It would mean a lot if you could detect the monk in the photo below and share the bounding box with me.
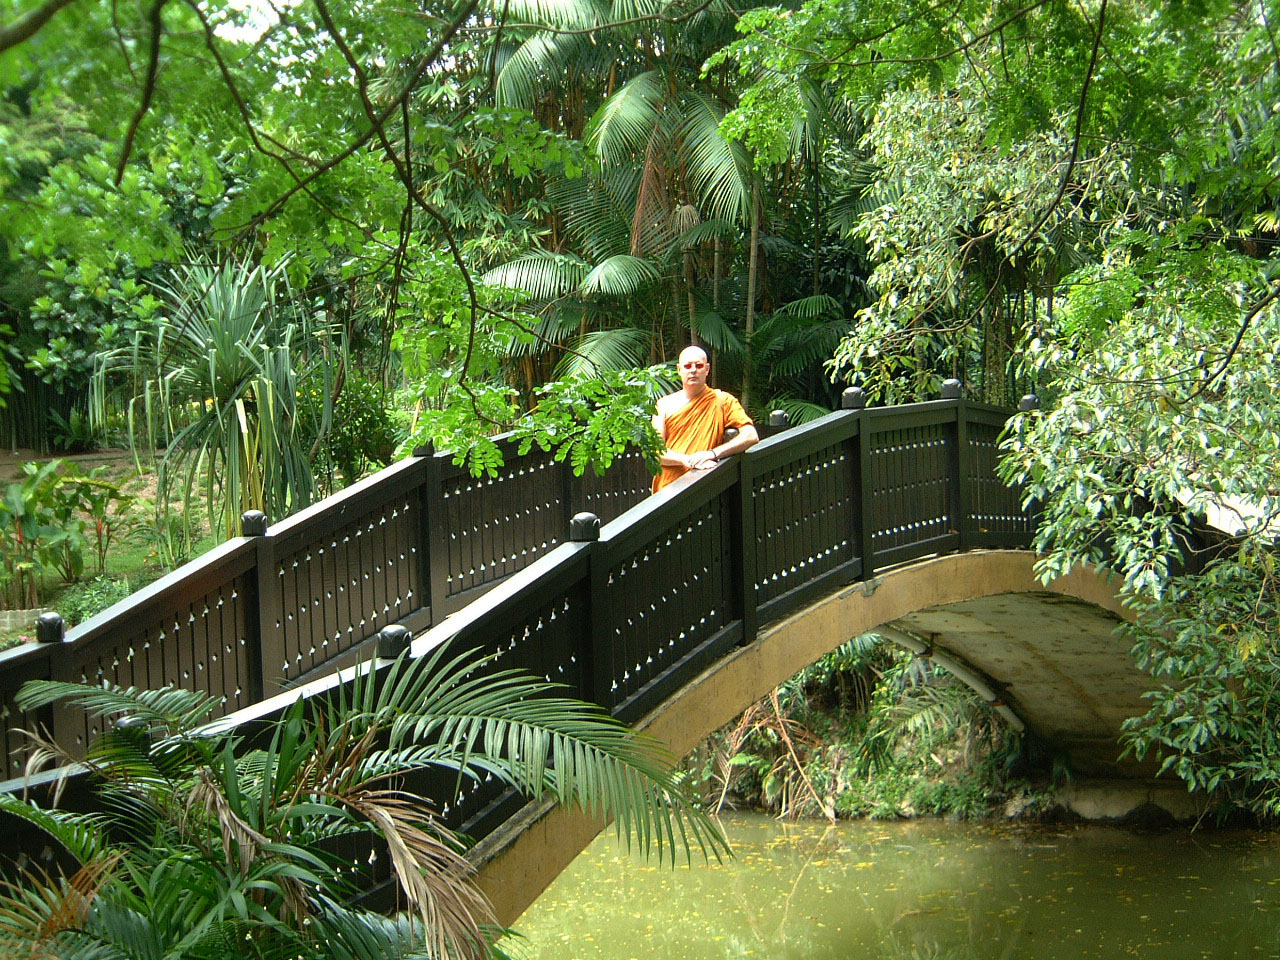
[651,345,759,493]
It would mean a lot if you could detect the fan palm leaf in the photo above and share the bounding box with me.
[483,251,592,300]
[495,33,593,110]
[578,254,661,296]
[546,175,633,263]
[586,71,666,165]
[693,308,745,355]
[679,91,751,224]
[552,328,651,378]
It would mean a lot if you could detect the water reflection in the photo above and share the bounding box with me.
[511,815,1280,959]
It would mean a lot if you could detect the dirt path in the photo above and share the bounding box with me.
[2,447,136,478]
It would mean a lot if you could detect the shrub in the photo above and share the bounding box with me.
[56,575,133,626]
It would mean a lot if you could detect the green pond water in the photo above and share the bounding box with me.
[510,814,1280,960]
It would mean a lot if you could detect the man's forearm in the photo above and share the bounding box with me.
[711,425,760,461]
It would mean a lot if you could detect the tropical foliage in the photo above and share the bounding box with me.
[0,646,727,959]
[715,0,1280,812]
[92,259,338,539]
[692,635,1034,822]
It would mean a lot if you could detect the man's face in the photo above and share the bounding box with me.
[679,350,709,393]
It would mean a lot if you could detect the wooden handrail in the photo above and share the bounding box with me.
[0,390,1034,884]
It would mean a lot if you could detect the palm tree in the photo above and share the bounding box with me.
[0,645,726,959]
[486,0,752,371]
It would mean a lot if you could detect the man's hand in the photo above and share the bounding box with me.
[688,450,718,470]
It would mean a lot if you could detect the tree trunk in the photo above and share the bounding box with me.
[743,176,761,409]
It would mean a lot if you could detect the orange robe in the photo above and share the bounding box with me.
[652,388,753,493]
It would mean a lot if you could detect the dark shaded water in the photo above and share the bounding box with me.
[512,814,1280,959]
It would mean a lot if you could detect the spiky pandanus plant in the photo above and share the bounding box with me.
[0,646,727,960]
[93,259,338,542]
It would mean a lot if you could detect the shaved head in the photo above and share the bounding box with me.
[678,345,708,366]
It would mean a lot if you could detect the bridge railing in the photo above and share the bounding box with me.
[0,385,1033,888]
[0,439,654,783]
[342,387,1034,844]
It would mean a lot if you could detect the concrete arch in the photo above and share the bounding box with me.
[474,550,1139,925]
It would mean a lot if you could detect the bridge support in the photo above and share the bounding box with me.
[473,550,1143,926]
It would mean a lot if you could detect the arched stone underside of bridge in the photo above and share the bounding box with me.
[473,549,1161,926]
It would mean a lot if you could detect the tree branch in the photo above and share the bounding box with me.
[115,0,167,186]
[312,0,501,425]
[237,0,481,232]
[0,0,81,54]
[1004,0,1107,267]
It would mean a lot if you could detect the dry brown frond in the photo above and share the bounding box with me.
[632,134,674,257]
[187,769,271,876]
[187,769,315,922]
[344,789,494,960]
[12,727,80,807]
[0,854,120,958]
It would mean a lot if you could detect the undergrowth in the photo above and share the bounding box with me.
[688,634,1053,821]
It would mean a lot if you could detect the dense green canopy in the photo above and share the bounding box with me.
[3,0,1280,810]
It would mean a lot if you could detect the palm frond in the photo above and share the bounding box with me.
[495,33,591,109]
[483,251,591,300]
[770,294,841,321]
[587,72,664,165]
[552,328,651,378]
[348,649,729,864]
[343,790,490,960]
[15,682,220,734]
[546,175,633,263]
[673,217,738,247]
[578,255,662,296]
[500,0,605,28]
[0,796,111,866]
[679,91,750,223]
[693,308,745,355]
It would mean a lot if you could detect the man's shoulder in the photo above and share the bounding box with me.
[713,389,752,420]
[656,390,687,416]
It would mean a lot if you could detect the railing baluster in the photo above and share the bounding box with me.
[733,458,758,646]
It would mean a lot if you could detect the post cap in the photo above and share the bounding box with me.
[1019,393,1041,411]
[841,386,866,410]
[377,624,413,658]
[941,379,963,400]
[769,410,790,427]
[36,612,64,644]
[570,512,601,542]
[723,427,739,442]
[240,511,268,537]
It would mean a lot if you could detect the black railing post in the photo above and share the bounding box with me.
[36,612,79,757]
[417,446,449,623]
[571,512,611,710]
[843,387,875,579]
[36,611,64,645]
[730,456,758,647]
[243,510,282,700]
[941,379,971,552]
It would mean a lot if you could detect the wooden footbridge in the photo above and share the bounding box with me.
[0,383,1156,918]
